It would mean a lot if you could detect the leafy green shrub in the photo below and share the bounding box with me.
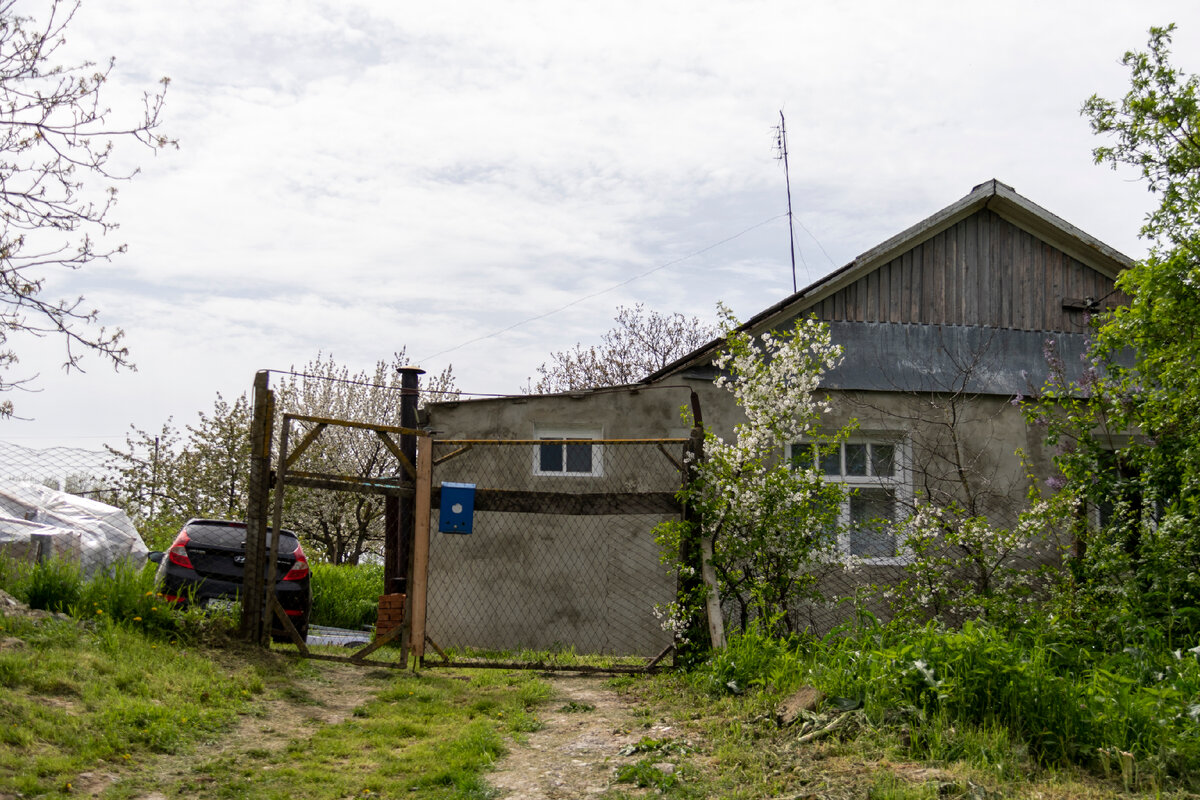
[309,561,383,629]
[19,557,83,613]
[0,554,231,643]
[691,619,808,696]
[803,619,1200,780]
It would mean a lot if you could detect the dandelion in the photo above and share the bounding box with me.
[133,616,142,622]
[96,609,103,615]
[145,591,154,597]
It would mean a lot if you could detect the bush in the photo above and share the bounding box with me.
[0,553,232,643]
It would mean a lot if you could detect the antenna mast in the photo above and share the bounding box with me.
[775,110,798,293]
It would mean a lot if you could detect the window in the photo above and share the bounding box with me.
[790,438,910,564]
[533,428,603,477]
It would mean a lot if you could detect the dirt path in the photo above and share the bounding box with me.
[76,656,665,799]
[488,675,673,799]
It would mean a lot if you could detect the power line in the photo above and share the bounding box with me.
[418,212,787,363]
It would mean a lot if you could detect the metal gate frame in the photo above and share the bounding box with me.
[242,368,434,669]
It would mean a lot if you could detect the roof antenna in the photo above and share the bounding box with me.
[774,110,798,294]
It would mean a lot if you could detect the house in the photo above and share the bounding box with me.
[423,180,1132,651]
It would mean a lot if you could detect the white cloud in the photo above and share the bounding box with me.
[3,0,1193,448]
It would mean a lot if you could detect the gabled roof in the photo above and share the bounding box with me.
[643,179,1135,383]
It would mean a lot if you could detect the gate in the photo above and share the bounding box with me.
[242,371,687,673]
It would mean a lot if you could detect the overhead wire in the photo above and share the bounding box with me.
[417,212,789,364]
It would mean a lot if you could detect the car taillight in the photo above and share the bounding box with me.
[282,542,309,580]
[167,530,194,569]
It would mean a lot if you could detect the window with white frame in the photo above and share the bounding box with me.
[789,438,910,563]
[533,428,603,477]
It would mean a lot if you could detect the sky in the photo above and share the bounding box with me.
[4,0,1200,454]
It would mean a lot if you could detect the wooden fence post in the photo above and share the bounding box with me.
[242,370,274,644]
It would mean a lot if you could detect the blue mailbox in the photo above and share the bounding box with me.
[439,482,476,534]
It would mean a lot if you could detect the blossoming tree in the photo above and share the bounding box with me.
[658,305,852,645]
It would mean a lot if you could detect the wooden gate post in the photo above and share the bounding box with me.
[242,370,274,644]
[410,434,433,667]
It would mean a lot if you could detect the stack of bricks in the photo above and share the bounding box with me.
[375,593,406,640]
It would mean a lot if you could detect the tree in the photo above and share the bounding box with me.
[0,0,173,415]
[274,351,456,564]
[105,394,251,549]
[108,351,457,562]
[529,303,715,392]
[1036,24,1200,642]
[657,305,852,638]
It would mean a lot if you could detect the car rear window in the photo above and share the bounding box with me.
[183,521,299,551]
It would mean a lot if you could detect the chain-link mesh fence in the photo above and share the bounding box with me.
[0,441,145,577]
[425,438,685,663]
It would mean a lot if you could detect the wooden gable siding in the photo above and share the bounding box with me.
[811,209,1124,332]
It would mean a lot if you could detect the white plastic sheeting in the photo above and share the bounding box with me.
[0,481,147,576]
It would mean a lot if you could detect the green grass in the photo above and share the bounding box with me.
[0,613,264,798]
[629,616,1200,797]
[309,561,384,629]
[114,667,553,799]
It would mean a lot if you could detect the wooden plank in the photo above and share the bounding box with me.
[932,233,946,323]
[349,617,406,663]
[656,443,684,473]
[376,430,416,480]
[285,473,414,498]
[891,255,902,324]
[999,216,1012,328]
[872,267,883,322]
[284,413,422,437]
[410,436,432,664]
[906,247,919,323]
[271,595,309,656]
[963,216,977,325]
[433,444,473,466]
[241,372,273,644]
[942,227,956,325]
[1047,245,1063,331]
[429,487,681,516]
[284,423,328,470]
[980,211,996,326]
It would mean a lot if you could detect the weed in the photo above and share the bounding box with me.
[615,758,680,791]
[309,561,384,629]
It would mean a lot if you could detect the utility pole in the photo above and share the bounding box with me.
[775,110,798,294]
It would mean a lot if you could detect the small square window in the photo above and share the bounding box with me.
[533,429,602,477]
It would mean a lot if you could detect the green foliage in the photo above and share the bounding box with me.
[1083,24,1200,250]
[688,617,1200,784]
[309,561,384,629]
[689,617,808,697]
[0,613,259,798]
[1025,24,1200,645]
[0,553,233,643]
[661,305,854,641]
[884,495,1062,629]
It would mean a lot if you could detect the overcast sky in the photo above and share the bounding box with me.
[4,0,1200,452]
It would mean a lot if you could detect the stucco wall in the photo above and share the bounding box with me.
[423,322,1066,645]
